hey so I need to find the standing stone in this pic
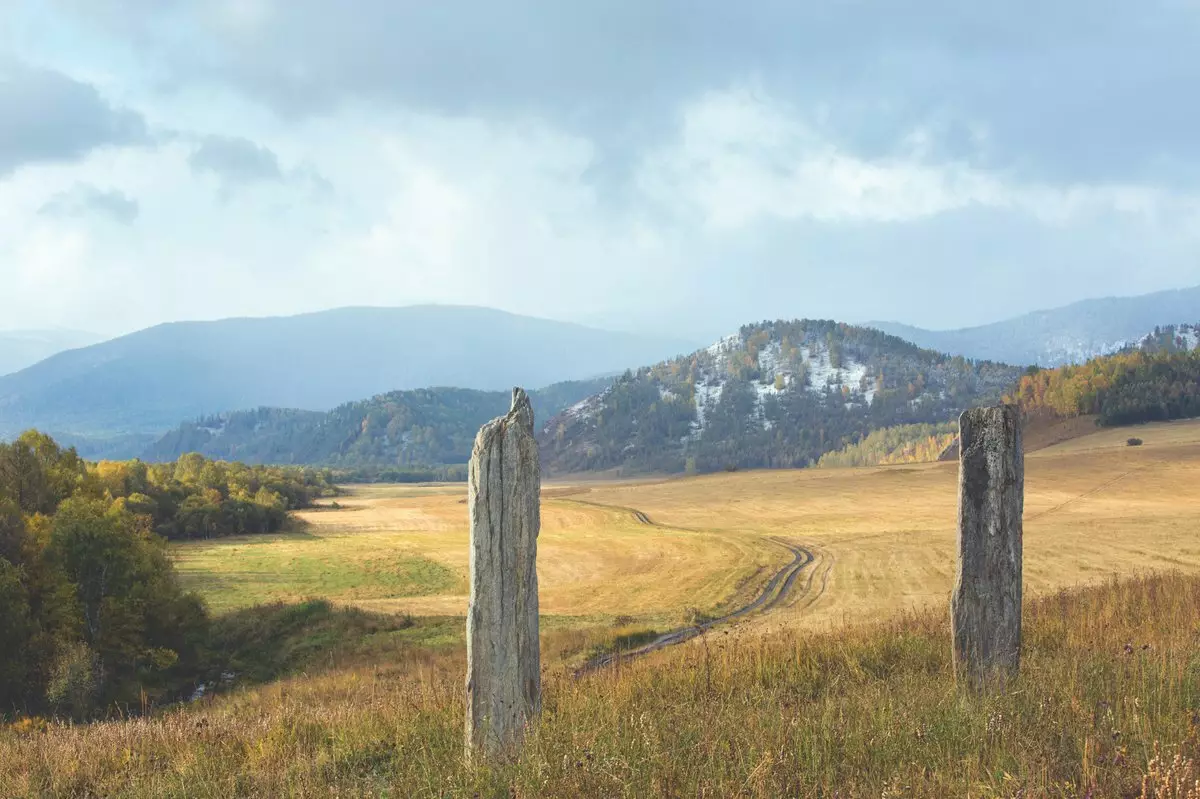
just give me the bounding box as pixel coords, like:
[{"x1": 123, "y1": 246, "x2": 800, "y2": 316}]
[
  {"x1": 465, "y1": 388, "x2": 541, "y2": 762},
  {"x1": 952, "y1": 404, "x2": 1023, "y2": 688}
]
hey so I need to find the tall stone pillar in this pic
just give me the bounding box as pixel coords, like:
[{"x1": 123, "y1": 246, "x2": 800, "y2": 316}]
[
  {"x1": 465, "y1": 388, "x2": 541, "y2": 761},
  {"x1": 952, "y1": 404, "x2": 1023, "y2": 688}
]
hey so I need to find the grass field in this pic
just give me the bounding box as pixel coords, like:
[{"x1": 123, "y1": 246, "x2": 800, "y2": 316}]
[
  {"x1": 9, "y1": 419, "x2": 1200, "y2": 795},
  {"x1": 175, "y1": 417, "x2": 1200, "y2": 636},
  {"x1": 173, "y1": 483, "x2": 783, "y2": 624}
]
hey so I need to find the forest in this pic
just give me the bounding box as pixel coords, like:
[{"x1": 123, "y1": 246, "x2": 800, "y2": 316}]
[
  {"x1": 541, "y1": 321, "x2": 1021, "y2": 474},
  {"x1": 0, "y1": 431, "x2": 340, "y2": 719},
  {"x1": 144, "y1": 378, "x2": 612, "y2": 469},
  {"x1": 1008, "y1": 346, "x2": 1200, "y2": 426},
  {"x1": 814, "y1": 422, "x2": 957, "y2": 468}
]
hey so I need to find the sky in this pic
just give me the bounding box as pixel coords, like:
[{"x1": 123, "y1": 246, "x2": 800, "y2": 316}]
[{"x1": 2, "y1": 1, "x2": 1199, "y2": 342}]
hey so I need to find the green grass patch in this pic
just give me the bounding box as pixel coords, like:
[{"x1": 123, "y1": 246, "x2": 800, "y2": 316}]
[
  {"x1": 172, "y1": 534, "x2": 462, "y2": 612},
  {"x1": 205, "y1": 599, "x2": 418, "y2": 685}
]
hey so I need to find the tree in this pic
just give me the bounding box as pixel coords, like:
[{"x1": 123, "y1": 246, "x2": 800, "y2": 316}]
[
  {"x1": 48, "y1": 499, "x2": 207, "y2": 709},
  {"x1": 0, "y1": 559, "x2": 33, "y2": 710}
]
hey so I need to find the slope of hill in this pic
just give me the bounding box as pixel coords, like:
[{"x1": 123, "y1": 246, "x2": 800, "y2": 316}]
[
  {"x1": 0, "y1": 307, "x2": 696, "y2": 442},
  {"x1": 0, "y1": 329, "x2": 100, "y2": 377},
  {"x1": 868, "y1": 284, "x2": 1200, "y2": 366},
  {"x1": 144, "y1": 378, "x2": 613, "y2": 466},
  {"x1": 540, "y1": 320, "x2": 1022, "y2": 474},
  {"x1": 814, "y1": 422, "x2": 958, "y2": 468},
  {"x1": 1010, "y1": 343, "x2": 1200, "y2": 427}
]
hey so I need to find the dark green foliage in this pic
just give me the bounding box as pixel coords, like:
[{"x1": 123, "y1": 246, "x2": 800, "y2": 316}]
[
  {"x1": 0, "y1": 559, "x2": 33, "y2": 709},
  {"x1": 1097, "y1": 352, "x2": 1200, "y2": 426},
  {"x1": 1128, "y1": 437, "x2": 1144, "y2": 446},
  {"x1": 143, "y1": 378, "x2": 612, "y2": 470},
  {"x1": 0, "y1": 438, "x2": 210, "y2": 719},
  {"x1": 542, "y1": 320, "x2": 1020, "y2": 475},
  {"x1": 329, "y1": 464, "x2": 469, "y2": 484}
]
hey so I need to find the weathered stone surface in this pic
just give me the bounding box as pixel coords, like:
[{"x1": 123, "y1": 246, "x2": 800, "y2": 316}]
[
  {"x1": 465, "y1": 388, "x2": 541, "y2": 761},
  {"x1": 952, "y1": 404, "x2": 1023, "y2": 688}
]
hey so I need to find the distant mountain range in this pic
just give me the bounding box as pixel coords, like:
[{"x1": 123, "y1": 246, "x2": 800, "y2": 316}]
[
  {"x1": 0, "y1": 306, "x2": 698, "y2": 449},
  {"x1": 0, "y1": 329, "x2": 101, "y2": 377},
  {"x1": 867, "y1": 285, "x2": 1200, "y2": 367}
]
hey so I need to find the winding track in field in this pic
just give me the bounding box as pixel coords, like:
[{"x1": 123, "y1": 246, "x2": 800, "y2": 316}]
[{"x1": 571, "y1": 502, "x2": 830, "y2": 675}]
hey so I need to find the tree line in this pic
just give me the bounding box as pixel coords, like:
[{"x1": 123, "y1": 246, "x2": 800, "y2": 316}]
[
  {"x1": 0, "y1": 431, "x2": 338, "y2": 719},
  {"x1": 815, "y1": 422, "x2": 957, "y2": 468},
  {"x1": 1007, "y1": 348, "x2": 1200, "y2": 427}
]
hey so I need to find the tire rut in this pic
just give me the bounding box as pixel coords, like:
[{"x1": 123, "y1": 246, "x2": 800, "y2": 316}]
[{"x1": 574, "y1": 526, "x2": 827, "y2": 676}]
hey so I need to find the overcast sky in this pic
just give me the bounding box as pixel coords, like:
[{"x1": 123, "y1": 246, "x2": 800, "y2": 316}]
[{"x1": 2, "y1": 1, "x2": 1199, "y2": 341}]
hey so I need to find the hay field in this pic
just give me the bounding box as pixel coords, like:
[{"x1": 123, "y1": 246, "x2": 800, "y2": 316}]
[
  {"x1": 173, "y1": 483, "x2": 783, "y2": 622},
  {"x1": 583, "y1": 416, "x2": 1200, "y2": 631},
  {"x1": 173, "y1": 417, "x2": 1200, "y2": 633}
]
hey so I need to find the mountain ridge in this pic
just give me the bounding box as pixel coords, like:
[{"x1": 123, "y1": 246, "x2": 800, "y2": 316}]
[
  {"x1": 866, "y1": 284, "x2": 1200, "y2": 366},
  {"x1": 0, "y1": 306, "x2": 698, "y2": 443},
  {"x1": 0, "y1": 328, "x2": 102, "y2": 378}
]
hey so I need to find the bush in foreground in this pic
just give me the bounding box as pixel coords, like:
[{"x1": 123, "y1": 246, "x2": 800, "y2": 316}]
[{"x1": 5, "y1": 573, "x2": 1200, "y2": 796}]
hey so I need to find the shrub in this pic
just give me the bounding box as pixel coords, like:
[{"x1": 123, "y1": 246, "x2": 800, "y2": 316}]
[{"x1": 1128, "y1": 437, "x2": 1145, "y2": 446}]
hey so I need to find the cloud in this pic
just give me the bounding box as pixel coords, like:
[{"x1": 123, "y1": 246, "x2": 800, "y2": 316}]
[
  {"x1": 0, "y1": 60, "x2": 148, "y2": 177},
  {"x1": 45, "y1": 0, "x2": 1200, "y2": 187},
  {"x1": 637, "y1": 87, "x2": 1200, "y2": 231},
  {"x1": 188, "y1": 134, "x2": 282, "y2": 183},
  {"x1": 3, "y1": 2, "x2": 1200, "y2": 343},
  {"x1": 38, "y1": 183, "x2": 140, "y2": 224}
]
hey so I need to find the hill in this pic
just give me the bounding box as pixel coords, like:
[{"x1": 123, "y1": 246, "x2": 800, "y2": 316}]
[
  {"x1": 144, "y1": 378, "x2": 612, "y2": 467},
  {"x1": 868, "y1": 284, "x2": 1200, "y2": 366},
  {"x1": 0, "y1": 306, "x2": 696, "y2": 445},
  {"x1": 0, "y1": 329, "x2": 100, "y2": 378},
  {"x1": 539, "y1": 319, "x2": 1022, "y2": 474},
  {"x1": 1009, "y1": 342, "x2": 1200, "y2": 427}
]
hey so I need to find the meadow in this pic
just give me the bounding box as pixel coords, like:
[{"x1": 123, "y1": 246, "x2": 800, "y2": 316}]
[
  {"x1": 175, "y1": 417, "x2": 1200, "y2": 634},
  {"x1": 7, "y1": 419, "x2": 1200, "y2": 796}
]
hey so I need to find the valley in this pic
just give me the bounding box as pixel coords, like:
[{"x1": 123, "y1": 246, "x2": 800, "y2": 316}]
[
  {"x1": 173, "y1": 416, "x2": 1200, "y2": 642},
  {"x1": 10, "y1": 416, "x2": 1200, "y2": 797}
]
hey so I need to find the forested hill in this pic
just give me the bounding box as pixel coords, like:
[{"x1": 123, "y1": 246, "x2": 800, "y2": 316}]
[
  {"x1": 539, "y1": 320, "x2": 1022, "y2": 475},
  {"x1": 1008, "y1": 336, "x2": 1200, "y2": 427},
  {"x1": 143, "y1": 378, "x2": 612, "y2": 468}
]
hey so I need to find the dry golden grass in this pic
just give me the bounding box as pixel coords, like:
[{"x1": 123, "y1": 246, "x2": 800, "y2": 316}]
[
  {"x1": 9, "y1": 421, "x2": 1200, "y2": 795},
  {"x1": 581, "y1": 417, "x2": 1200, "y2": 632},
  {"x1": 174, "y1": 417, "x2": 1200, "y2": 638},
  {"x1": 7, "y1": 572, "x2": 1200, "y2": 797},
  {"x1": 174, "y1": 483, "x2": 782, "y2": 623}
]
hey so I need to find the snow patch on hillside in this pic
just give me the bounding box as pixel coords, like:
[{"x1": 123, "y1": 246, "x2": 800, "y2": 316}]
[
  {"x1": 800, "y1": 346, "x2": 874, "y2": 404},
  {"x1": 690, "y1": 379, "x2": 725, "y2": 438},
  {"x1": 679, "y1": 333, "x2": 881, "y2": 439}
]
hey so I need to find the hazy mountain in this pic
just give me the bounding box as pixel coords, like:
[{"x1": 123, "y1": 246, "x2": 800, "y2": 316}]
[
  {"x1": 867, "y1": 285, "x2": 1200, "y2": 367},
  {"x1": 144, "y1": 378, "x2": 613, "y2": 466},
  {"x1": 0, "y1": 306, "x2": 697, "y2": 442},
  {"x1": 539, "y1": 320, "x2": 1022, "y2": 475},
  {"x1": 0, "y1": 329, "x2": 101, "y2": 377}
]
